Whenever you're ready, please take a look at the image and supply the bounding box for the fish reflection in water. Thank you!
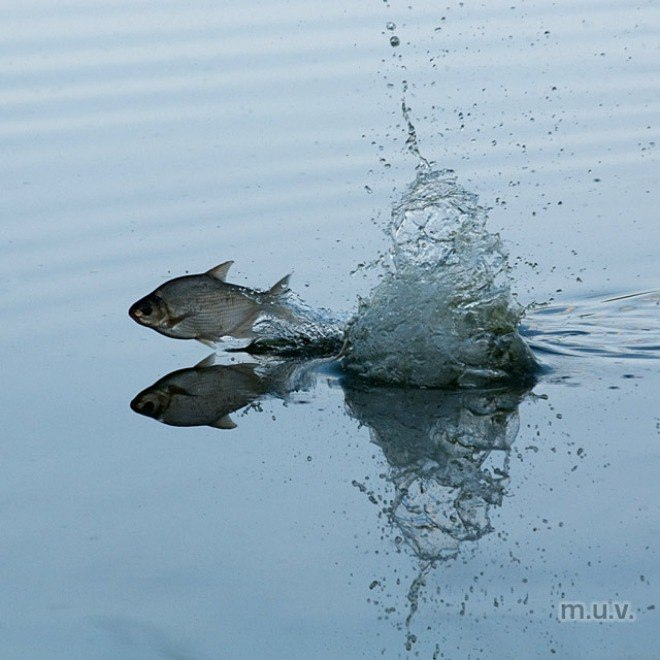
[130,355,319,430]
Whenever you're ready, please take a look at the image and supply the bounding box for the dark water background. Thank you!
[1,1,658,658]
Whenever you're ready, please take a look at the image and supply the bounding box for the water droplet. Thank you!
[390,36,400,47]
[386,21,396,30]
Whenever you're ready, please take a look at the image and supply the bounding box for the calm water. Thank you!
[1,1,659,658]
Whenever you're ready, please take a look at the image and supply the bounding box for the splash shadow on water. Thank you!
[342,377,533,648]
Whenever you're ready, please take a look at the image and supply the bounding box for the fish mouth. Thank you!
[128,300,145,321]
[129,294,165,325]
[130,393,161,417]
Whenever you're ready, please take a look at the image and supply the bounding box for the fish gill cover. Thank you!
[342,167,538,387]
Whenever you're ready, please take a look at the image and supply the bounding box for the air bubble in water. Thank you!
[390,36,400,47]
[386,22,396,30]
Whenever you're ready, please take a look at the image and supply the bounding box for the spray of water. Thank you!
[248,291,347,357]
[341,168,538,387]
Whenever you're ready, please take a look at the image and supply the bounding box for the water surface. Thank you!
[1,1,659,658]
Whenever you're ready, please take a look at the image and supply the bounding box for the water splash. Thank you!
[248,290,347,357]
[401,81,432,169]
[342,168,538,387]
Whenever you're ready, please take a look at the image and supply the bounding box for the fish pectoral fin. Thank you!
[194,353,216,369]
[206,260,234,282]
[165,312,193,329]
[196,337,217,349]
[210,414,237,430]
[229,310,261,339]
[166,384,193,397]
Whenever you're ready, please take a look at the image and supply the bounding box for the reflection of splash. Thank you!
[343,169,538,387]
[524,290,660,362]
[344,384,526,559]
[130,355,321,429]
[343,380,531,647]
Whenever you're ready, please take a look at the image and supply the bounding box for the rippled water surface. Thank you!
[1,1,659,658]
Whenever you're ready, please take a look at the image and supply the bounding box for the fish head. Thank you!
[129,293,170,328]
[130,387,171,420]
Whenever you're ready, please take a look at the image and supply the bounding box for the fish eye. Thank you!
[141,401,155,414]
[141,304,152,316]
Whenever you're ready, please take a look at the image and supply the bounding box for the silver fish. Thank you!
[130,355,268,429]
[129,261,291,347]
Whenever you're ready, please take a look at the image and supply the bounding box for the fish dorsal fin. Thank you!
[206,260,234,282]
[267,273,292,297]
[194,354,216,369]
[210,414,237,430]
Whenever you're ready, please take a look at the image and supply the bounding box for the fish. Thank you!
[130,355,269,429]
[129,261,292,347]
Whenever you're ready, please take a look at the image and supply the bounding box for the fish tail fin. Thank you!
[267,273,292,299]
[264,274,298,323]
